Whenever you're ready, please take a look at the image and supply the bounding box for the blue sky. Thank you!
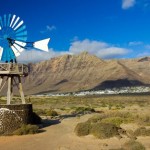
[1,0,150,62]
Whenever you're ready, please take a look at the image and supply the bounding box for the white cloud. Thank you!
[129,41,143,46]
[122,0,136,9]
[137,51,150,57]
[17,39,130,63]
[17,48,69,63]
[46,25,56,31]
[145,44,150,49]
[69,39,129,59]
[40,25,56,34]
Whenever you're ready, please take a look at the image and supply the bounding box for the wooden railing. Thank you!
[0,63,28,76]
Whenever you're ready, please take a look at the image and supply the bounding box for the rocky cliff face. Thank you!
[22,52,150,94]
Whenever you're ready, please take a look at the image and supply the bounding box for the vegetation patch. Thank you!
[90,123,119,139]
[45,109,58,116]
[136,115,150,126]
[123,140,145,150]
[34,108,58,116]
[73,107,95,114]
[13,124,39,135]
[100,117,125,127]
[74,121,91,136]
[134,127,150,136]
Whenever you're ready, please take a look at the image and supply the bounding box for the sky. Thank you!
[1,0,150,62]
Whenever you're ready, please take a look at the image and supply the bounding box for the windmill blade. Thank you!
[15,36,27,42]
[15,40,26,47]
[7,14,11,27]
[10,45,20,57]
[14,20,24,31]
[1,47,15,62]
[12,43,24,52]
[33,38,50,52]
[4,14,7,27]
[15,25,26,33]
[11,45,21,56]
[16,31,27,37]
[12,17,20,29]
[0,16,3,27]
[0,46,3,60]
[10,15,16,27]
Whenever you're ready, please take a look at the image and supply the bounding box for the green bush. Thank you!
[34,108,58,116]
[87,112,133,125]
[74,107,95,114]
[90,123,119,139]
[13,124,39,135]
[74,121,91,136]
[87,115,103,124]
[46,109,58,116]
[101,117,124,127]
[123,140,145,150]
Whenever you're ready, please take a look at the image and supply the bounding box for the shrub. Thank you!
[101,117,124,127]
[74,107,95,114]
[74,121,91,136]
[13,124,39,135]
[123,140,145,150]
[34,109,45,116]
[90,123,119,139]
[134,127,150,136]
[87,115,103,124]
[46,109,58,116]
[34,108,58,116]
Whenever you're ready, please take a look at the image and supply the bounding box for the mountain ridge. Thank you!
[22,52,150,94]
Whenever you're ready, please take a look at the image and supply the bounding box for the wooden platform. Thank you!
[0,63,29,104]
[0,63,28,76]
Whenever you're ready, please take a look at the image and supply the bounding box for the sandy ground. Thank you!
[0,114,150,150]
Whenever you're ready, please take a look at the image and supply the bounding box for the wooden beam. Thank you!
[18,76,26,104]
[7,76,11,104]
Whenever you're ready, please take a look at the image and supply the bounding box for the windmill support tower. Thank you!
[0,63,28,104]
[0,14,50,134]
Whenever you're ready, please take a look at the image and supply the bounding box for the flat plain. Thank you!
[0,94,150,150]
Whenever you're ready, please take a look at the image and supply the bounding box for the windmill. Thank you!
[0,14,50,104]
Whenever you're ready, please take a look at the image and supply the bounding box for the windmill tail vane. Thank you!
[0,14,50,62]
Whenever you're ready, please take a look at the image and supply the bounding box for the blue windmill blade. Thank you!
[0,46,3,60]
[12,17,20,29]
[15,31,27,37]
[10,14,16,27]
[7,14,12,27]
[14,20,24,31]
[15,25,26,33]
[1,47,15,62]
[0,14,28,62]
[15,36,27,42]
[0,16,3,28]
[4,14,7,27]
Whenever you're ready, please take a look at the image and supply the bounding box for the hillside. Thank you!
[22,52,150,94]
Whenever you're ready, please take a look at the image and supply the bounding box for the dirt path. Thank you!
[0,114,149,150]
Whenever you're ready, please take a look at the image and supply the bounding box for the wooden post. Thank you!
[0,63,27,104]
[18,76,26,104]
[0,77,3,88]
[11,76,13,101]
[7,76,11,104]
